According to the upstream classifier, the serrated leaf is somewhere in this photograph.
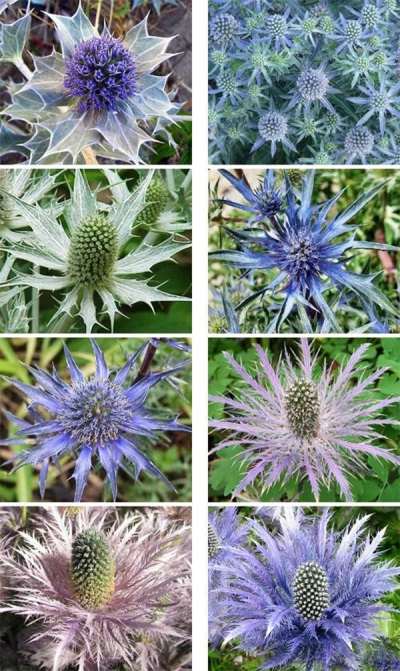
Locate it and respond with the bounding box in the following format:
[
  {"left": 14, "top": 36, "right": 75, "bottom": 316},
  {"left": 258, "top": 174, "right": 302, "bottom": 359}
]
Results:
[
  {"left": 46, "top": 6, "right": 96, "bottom": 59},
  {"left": 0, "top": 121, "right": 29, "bottom": 158},
  {"left": 209, "top": 446, "right": 244, "bottom": 496},
  {"left": 115, "top": 236, "right": 191, "bottom": 275},
  {"left": 0, "top": 13, "right": 31, "bottom": 63}
]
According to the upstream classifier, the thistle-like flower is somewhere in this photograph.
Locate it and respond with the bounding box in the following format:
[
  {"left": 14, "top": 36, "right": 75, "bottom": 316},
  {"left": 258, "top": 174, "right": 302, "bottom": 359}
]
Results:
[
  {"left": 210, "top": 169, "right": 399, "bottom": 332},
  {"left": 0, "top": 7, "right": 184, "bottom": 164},
  {"left": 209, "top": 339, "right": 400, "bottom": 501},
  {"left": 288, "top": 64, "right": 339, "bottom": 116},
  {"left": 348, "top": 78, "right": 400, "bottom": 134},
  {"left": 0, "top": 170, "right": 191, "bottom": 333},
  {"left": 252, "top": 110, "right": 297, "bottom": 157},
  {"left": 214, "top": 508, "right": 400, "bottom": 670},
  {"left": 0, "top": 507, "right": 192, "bottom": 670},
  {"left": 342, "top": 125, "right": 377, "bottom": 164},
  {"left": 215, "top": 169, "right": 285, "bottom": 225},
  {"left": 1, "top": 338, "right": 191, "bottom": 501}
]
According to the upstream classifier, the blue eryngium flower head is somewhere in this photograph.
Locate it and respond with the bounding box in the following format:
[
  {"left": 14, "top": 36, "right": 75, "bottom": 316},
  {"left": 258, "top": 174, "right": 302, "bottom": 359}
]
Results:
[
  {"left": 210, "top": 170, "right": 399, "bottom": 332},
  {"left": 215, "top": 169, "right": 285, "bottom": 225},
  {"left": 216, "top": 508, "right": 400, "bottom": 670},
  {"left": 64, "top": 35, "right": 137, "bottom": 112},
  {"left": 1, "top": 339, "right": 191, "bottom": 501}
]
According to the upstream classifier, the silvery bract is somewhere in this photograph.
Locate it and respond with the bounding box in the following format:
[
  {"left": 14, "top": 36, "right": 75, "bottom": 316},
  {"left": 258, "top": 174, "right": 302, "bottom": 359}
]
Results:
[
  {"left": 0, "top": 170, "right": 191, "bottom": 333},
  {"left": 0, "top": 6, "right": 182, "bottom": 164}
]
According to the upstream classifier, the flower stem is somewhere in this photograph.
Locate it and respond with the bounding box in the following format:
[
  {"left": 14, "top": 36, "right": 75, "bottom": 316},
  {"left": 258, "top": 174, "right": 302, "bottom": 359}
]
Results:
[
  {"left": 14, "top": 58, "right": 33, "bottom": 80},
  {"left": 95, "top": 0, "right": 103, "bottom": 30},
  {"left": 32, "top": 266, "right": 40, "bottom": 333},
  {"left": 82, "top": 147, "right": 99, "bottom": 165},
  {"left": 134, "top": 340, "right": 160, "bottom": 382}
]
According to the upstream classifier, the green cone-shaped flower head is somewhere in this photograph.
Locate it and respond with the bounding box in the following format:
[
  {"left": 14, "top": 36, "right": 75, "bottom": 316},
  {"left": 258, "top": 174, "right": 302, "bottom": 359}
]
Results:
[
  {"left": 136, "top": 177, "right": 169, "bottom": 227},
  {"left": 67, "top": 213, "right": 119, "bottom": 288},
  {"left": 70, "top": 529, "right": 115, "bottom": 609}
]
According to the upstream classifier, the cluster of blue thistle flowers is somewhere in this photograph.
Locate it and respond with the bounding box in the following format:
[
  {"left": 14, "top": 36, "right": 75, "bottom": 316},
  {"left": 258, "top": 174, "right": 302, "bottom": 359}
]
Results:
[
  {"left": 208, "top": 0, "right": 400, "bottom": 164},
  {"left": 209, "top": 507, "right": 400, "bottom": 671},
  {"left": 209, "top": 169, "right": 400, "bottom": 333}
]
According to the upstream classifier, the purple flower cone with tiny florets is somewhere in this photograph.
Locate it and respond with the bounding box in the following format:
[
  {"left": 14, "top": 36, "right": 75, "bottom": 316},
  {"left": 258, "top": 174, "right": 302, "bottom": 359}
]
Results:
[{"left": 209, "top": 340, "right": 400, "bottom": 500}]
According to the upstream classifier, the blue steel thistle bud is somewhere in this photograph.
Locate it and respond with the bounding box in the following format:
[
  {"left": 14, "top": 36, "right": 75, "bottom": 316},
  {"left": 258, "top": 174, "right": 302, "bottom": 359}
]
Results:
[
  {"left": 292, "top": 561, "right": 330, "bottom": 621},
  {"left": 258, "top": 112, "right": 288, "bottom": 141},
  {"left": 345, "top": 126, "right": 374, "bottom": 157},
  {"left": 284, "top": 379, "right": 320, "bottom": 440},
  {"left": 208, "top": 524, "right": 221, "bottom": 559},
  {"left": 210, "top": 14, "right": 239, "bottom": 46},
  {"left": 297, "top": 68, "right": 329, "bottom": 101}
]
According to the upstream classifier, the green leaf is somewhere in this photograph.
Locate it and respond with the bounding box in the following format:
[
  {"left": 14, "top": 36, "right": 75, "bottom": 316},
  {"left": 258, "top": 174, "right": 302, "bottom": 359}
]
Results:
[{"left": 209, "top": 446, "right": 244, "bottom": 496}]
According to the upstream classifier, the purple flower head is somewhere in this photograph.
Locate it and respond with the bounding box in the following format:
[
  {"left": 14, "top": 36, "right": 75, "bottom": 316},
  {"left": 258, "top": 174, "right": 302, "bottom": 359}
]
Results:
[
  {"left": 209, "top": 340, "right": 400, "bottom": 501},
  {"left": 1, "top": 339, "right": 191, "bottom": 501},
  {"left": 215, "top": 169, "right": 285, "bottom": 225},
  {"left": 0, "top": 507, "right": 192, "bottom": 670},
  {"left": 252, "top": 110, "right": 297, "bottom": 157},
  {"left": 64, "top": 34, "right": 137, "bottom": 112},
  {"left": 216, "top": 508, "right": 400, "bottom": 670}
]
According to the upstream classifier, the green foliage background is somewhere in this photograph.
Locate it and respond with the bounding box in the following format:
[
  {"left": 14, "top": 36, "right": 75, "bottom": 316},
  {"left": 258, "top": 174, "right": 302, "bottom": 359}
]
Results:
[
  {"left": 209, "top": 337, "right": 400, "bottom": 503},
  {"left": 0, "top": 337, "right": 192, "bottom": 502}
]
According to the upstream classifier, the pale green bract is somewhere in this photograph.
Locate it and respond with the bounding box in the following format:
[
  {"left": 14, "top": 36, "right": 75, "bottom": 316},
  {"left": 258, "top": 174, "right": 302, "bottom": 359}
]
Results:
[
  {"left": 0, "top": 6, "right": 182, "bottom": 164},
  {"left": 0, "top": 170, "right": 191, "bottom": 332}
]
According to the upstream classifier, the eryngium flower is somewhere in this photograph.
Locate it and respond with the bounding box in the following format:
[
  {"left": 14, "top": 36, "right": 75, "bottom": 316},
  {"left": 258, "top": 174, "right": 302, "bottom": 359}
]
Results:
[
  {"left": 0, "top": 170, "right": 190, "bottom": 332},
  {"left": 209, "top": 339, "right": 400, "bottom": 500},
  {"left": 0, "top": 507, "right": 192, "bottom": 671},
  {"left": 1, "top": 338, "right": 191, "bottom": 501},
  {"left": 1, "top": 7, "right": 181, "bottom": 164},
  {"left": 215, "top": 169, "right": 285, "bottom": 225},
  {"left": 216, "top": 508, "right": 400, "bottom": 670},
  {"left": 210, "top": 170, "right": 399, "bottom": 332}
]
